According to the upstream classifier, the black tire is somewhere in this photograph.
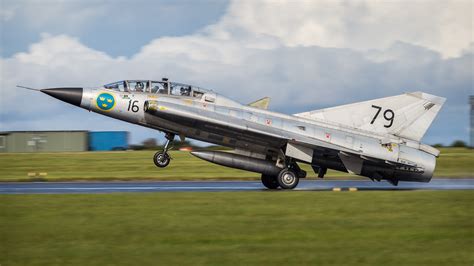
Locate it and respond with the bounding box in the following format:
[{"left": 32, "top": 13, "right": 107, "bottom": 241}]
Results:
[
  {"left": 261, "top": 174, "right": 279, "bottom": 189},
  {"left": 153, "top": 152, "right": 170, "bottom": 168},
  {"left": 277, "top": 169, "right": 299, "bottom": 189}
]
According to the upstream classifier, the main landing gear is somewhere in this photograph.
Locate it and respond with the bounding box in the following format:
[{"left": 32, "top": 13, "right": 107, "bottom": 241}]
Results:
[
  {"left": 261, "top": 174, "right": 280, "bottom": 189},
  {"left": 153, "top": 133, "right": 174, "bottom": 168},
  {"left": 261, "top": 163, "right": 305, "bottom": 190}
]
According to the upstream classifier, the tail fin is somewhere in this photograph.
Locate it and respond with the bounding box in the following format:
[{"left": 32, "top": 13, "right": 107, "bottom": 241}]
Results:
[
  {"left": 294, "top": 92, "right": 446, "bottom": 142},
  {"left": 248, "top": 97, "right": 270, "bottom": 110}
]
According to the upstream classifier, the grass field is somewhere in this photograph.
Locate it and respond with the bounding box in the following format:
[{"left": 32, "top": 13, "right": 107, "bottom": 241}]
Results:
[
  {"left": 0, "top": 190, "right": 472, "bottom": 265},
  {"left": 0, "top": 148, "right": 472, "bottom": 182}
]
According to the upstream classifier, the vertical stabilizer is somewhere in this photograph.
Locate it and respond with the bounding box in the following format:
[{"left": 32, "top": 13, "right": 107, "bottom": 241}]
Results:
[
  {"left": 294, "top": 92, "right": 446, "bottom": 142},
  {"left": 248, "top": 97, "right": 270, "bottom": 110}
]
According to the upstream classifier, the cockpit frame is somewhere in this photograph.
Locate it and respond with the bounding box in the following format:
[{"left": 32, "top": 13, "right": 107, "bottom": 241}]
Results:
[{"left": 103, "top": 79, "right": 210, "bottom": 99}]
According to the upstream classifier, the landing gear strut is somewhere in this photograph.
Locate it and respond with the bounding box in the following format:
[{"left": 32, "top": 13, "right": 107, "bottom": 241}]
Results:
[{"left": 153, "top": 133, "right": 175, "bottom": 168}]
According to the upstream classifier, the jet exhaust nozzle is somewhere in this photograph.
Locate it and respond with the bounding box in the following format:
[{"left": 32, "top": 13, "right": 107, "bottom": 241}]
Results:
[{"left": 191, "top": 151, "right": 282, "bottom": 175}]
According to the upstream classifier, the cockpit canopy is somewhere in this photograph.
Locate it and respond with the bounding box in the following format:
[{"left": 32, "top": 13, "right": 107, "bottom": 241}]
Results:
[{"left": 103, "top": 79, "right": 209, "bottom": 98}]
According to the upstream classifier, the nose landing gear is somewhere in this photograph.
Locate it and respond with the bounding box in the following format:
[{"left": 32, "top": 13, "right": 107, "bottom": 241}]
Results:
[{"left": 153, "top": 133, "right": 175, "bottom": 168}]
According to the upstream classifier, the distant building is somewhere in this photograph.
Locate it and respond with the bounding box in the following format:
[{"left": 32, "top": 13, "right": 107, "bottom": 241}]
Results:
[
  {"left": 89, "top": 131, "right": 129, "bottom": 151},
  {"left": 471, "top": 96, "right": 474, "bottom": 148},
  {"left": 0, "top": 131, "right": 88, "bottom": 153},
  {"left": 0, "top": 131, "right": 129, "bottom": 153}
]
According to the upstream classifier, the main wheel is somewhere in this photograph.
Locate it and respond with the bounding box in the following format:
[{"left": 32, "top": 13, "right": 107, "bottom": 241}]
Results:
[
  {"left": 153, "top": 152, "right": 170, "bottom": 168},
  {"left": 277, "top": 169, "right": 299, "bottom": 189},
  {"left": 261, "top": 174, "right": 279, "bottom": 189}
]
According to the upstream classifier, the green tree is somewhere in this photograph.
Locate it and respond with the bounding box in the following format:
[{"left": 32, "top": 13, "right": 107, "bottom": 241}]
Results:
[
  {"left": 450, "top": 140, "right": 467, "bottom": 147},
  {"left": 142, "top": 138, "right": 158, "bottom": 149}
]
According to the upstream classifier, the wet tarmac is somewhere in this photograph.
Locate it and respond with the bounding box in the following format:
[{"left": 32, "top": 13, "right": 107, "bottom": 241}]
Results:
[{"left": 0, "top": 178, "right": 472, "bottom": 194}]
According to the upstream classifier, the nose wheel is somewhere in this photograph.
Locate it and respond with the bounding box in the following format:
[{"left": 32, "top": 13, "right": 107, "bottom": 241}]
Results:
[
  {"left": 153, "top": 133, "right": 174, "bottom": 168},
  {"left": 153, "top": 152, "right": 170, "bottom": 168}
]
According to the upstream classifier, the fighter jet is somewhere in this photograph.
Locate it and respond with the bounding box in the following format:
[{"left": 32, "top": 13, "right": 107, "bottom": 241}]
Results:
[{"left": 21, "top": 78, "right": 446, "bottom": 189}]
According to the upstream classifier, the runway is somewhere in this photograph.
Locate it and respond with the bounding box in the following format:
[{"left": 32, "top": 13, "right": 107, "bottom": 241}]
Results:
[{"left": 0, "top": 178, "right": 472, "bottom": 194}]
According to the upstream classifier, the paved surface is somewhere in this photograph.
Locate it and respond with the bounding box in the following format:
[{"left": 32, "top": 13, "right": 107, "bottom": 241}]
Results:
[{"left": 0, "top": 179, "right": 472, "bottom": 194}]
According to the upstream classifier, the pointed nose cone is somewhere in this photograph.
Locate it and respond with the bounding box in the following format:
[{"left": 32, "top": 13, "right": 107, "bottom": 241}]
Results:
[{"left": 41, "top": 87, "right": 83, "bottom": 106}]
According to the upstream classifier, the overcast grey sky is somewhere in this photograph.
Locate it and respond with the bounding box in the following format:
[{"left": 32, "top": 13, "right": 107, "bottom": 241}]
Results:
[{"left": 0, "top": 0, "right": 472, "bottom": 145}]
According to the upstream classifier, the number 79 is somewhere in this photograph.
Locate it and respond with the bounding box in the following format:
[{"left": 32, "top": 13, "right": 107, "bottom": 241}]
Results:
[{"left": 370, "top": 105, "right": 394, "bottom": 128}]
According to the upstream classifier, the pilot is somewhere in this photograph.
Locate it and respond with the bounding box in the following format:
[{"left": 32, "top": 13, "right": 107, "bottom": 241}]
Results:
[
  {"left": 185, "top": 86, "right": 192, "bottom": 96},
  {"left": 180, "top": 87, "right": 190, "bottom": 96},
  {"left": 135, "top": 82, "right": 144, "bottom": 92},
  {"left": 162, "top": 82, "right": 169, "bottom": 94}
]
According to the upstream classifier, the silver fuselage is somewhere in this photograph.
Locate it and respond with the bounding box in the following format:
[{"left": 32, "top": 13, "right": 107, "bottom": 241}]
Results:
[{"left": 80, "top": 87, "right": 437, "bottom": 183}]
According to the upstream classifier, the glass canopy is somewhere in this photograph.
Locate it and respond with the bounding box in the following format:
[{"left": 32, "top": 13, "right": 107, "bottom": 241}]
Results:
[{"left": 103, "top": 80, "right": 209, "bottom": 98}]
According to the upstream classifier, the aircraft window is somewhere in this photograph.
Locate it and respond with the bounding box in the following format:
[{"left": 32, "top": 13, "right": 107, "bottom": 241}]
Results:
[
  {"left": 127, "top": 81, "right": 148, "bottom": 93},
  {"left": 170, "top": 86, "right": 179, "bottom": 96},
  {"left": 104, "top": 81, "right": 127, "bottom": 92},
  {"left": 181, "top": 86, "right": 192, "bottom": 96},
  {"left": 192, "top": 90, "right": 204, "bottom": 99},
  {"left": 151, "top": 81, "right": 167, "bottom": 94},
  {"left": 170, "top": 84, "right": 192, "bottom": 97}
]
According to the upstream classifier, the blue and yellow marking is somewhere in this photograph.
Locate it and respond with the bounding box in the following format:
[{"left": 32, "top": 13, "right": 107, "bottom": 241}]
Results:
[{"left": 96, "top": 92, "right": 116, "bottom": 111}]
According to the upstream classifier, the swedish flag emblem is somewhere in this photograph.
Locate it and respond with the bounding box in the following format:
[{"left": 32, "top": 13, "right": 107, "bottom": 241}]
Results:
[{"left": 96, "top": 93, "right": 115, "bottom": 111}]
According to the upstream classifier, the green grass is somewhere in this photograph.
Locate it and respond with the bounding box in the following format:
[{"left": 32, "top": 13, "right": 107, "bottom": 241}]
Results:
[
  {"left": 0, "top": 191, "right": 472, "bottom": 265},
  {"left": 0, "top": 148, "right": 472, "bottom": 182},
  {"left": 433, "top": 148, "right": 474, "bottom": 177}
]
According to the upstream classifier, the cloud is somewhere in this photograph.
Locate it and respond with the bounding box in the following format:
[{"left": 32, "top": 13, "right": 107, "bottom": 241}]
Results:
[
  {"left": 209, "top": 0, "right": 473, "bottom": 58},
  {"left": 0, "top": 4, "right": 17, "bottom": 21},
  {"left": 7, "top": 0, "right": 106, "bottom": 31},
  {"left": 1, "top": 0, "right": 472, "bottom": 145},
  {"left": 0, "top": 0, "right": 229, "bottom": 57},
  {"left": 15, "top": 34, "right": 112, "bottom": 66}
]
